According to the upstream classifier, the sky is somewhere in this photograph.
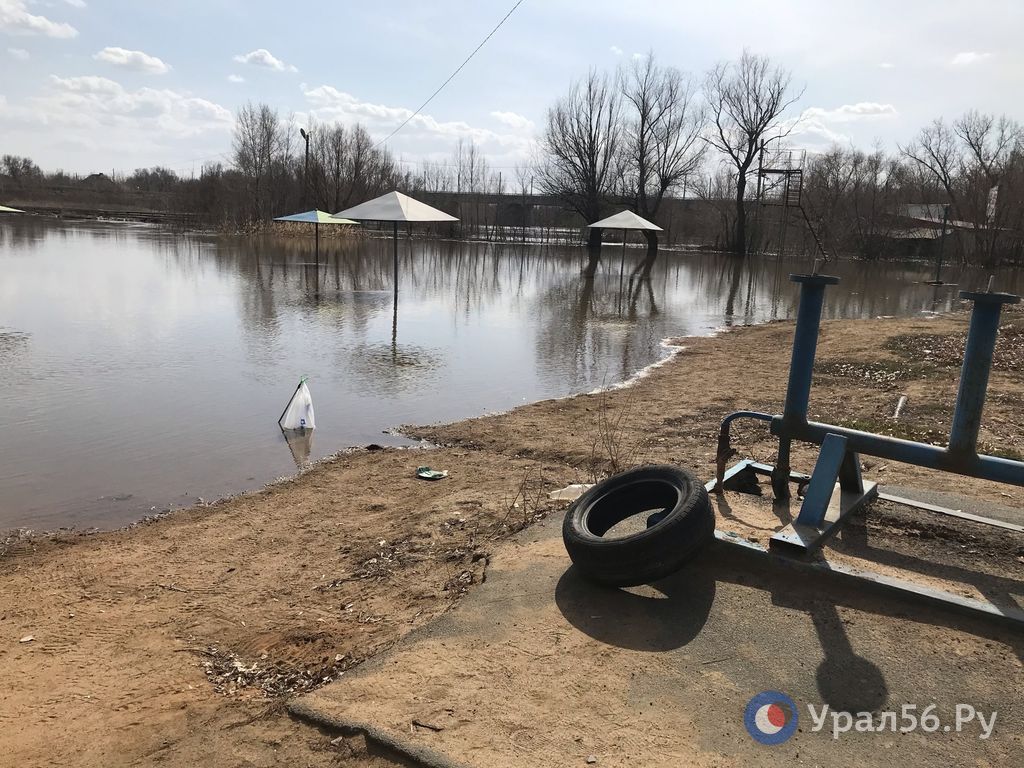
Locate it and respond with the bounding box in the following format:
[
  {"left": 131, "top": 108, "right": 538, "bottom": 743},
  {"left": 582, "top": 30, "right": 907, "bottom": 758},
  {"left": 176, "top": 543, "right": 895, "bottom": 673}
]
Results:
[{"left": 1, "top": 0, "right": 1022, "bottom": 176}]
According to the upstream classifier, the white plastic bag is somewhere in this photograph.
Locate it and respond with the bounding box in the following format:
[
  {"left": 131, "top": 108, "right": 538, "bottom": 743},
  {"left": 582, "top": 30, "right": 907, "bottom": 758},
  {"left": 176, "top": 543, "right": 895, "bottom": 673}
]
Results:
[{"left": 279, "top": 379, "right": 316, "bottom": 430}]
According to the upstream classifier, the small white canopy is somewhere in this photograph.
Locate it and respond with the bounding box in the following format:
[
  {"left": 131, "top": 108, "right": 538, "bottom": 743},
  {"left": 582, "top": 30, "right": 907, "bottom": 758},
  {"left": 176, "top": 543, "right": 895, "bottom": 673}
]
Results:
[
  {"left": 0, "top": 205, "right": 25, "bottom": 214},
  {"left": 332, "top": 191, "right": 458, "bottom": 223},
  {"left": 274, "top": 209, "right": 357, "bottom": 225},
  {"left": 588, "top": 210, "right": 662, "bottom": 231}
]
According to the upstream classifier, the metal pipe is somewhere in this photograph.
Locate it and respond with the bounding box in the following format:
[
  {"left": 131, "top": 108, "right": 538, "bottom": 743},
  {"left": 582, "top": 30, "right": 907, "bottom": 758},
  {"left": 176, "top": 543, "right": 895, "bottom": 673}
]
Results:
[
  {"left": 781, "top": 274, "right": 840, "bottom": 430},
  {"left": 393, "top": 221, "right": 399, "bottom": 303},
  {"left": 715, "top": 411, "right": 774, "bottom": 491},
  {"left": 948, "top": 289, "right": 1021, "bottom": 455},
  {"left": 775, "top": 418, "right": 1024, "bottom": 487}
]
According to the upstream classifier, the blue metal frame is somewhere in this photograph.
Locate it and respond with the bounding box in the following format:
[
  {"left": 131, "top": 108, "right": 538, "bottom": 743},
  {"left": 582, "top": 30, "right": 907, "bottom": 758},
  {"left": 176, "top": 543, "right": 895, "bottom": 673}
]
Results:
[{"left": 714, "top": 273, "right": 1023, "bottom": 555}]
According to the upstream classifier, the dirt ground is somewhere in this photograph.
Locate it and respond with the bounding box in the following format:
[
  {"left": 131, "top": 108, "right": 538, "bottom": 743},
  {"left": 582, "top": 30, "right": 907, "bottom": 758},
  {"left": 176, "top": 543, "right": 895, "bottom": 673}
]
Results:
[
  {"left": 294, "top": 514, "right": 1023, "bottom": 768},
  {"left": 1, "top": 303, "right": 1021, "bottom": 766}
]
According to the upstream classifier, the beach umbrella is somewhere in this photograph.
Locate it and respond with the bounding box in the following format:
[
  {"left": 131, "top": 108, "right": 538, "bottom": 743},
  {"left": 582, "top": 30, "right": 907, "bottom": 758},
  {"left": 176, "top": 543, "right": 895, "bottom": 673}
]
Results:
[
  {"left": 0, "top": 205, "right": 25, "bottom": 214},
  {"left": 588, "top": 210, "right": 663, "bottom": 278},
  {"left": 273, "top": 209, "right": 357, "bottom": 269},
  {"left": 332, "top": 191, "right": 458, "bottom": 301}
]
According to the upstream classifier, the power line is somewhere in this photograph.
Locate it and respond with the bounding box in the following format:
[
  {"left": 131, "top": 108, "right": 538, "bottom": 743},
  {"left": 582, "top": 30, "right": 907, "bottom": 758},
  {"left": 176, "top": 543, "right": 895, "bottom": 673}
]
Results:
[{"left": 374, "top": 0, "right": 526, "bottom": 149}]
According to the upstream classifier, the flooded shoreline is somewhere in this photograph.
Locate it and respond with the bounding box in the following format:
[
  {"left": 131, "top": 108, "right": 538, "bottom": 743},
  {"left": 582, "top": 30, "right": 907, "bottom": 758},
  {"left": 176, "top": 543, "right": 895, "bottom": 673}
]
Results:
[{"left": 1, "top": 218, "right": 1020, "bottom": 532}]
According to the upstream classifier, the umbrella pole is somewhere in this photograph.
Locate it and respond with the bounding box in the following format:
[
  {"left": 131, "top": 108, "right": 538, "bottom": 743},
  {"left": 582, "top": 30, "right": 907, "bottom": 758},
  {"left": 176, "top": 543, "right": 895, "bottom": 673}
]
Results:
[
  {"left": 620, "top": 230, "right": 627, "bottom": 280},
  {"left": 315, "top": 222, "right": 320, "bottom": 270},
  {"left": 392, "top": 221, "right": 399, "bottom": 302}
]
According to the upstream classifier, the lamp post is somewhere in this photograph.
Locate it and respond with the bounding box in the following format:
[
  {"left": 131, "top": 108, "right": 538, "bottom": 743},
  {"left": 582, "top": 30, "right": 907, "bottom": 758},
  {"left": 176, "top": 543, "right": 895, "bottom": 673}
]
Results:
[{"left": 299, "top": 127, "right": 310, "bottom": 208}]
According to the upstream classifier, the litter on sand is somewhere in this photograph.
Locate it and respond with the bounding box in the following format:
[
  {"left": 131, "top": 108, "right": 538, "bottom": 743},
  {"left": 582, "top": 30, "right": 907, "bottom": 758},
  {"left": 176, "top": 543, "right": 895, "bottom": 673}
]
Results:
[
  {"left": 416, "top": 467, "right": 449, "bottom": 481},
  {"left": 548, "top": 483, "right": 593, "bottom": 501}
]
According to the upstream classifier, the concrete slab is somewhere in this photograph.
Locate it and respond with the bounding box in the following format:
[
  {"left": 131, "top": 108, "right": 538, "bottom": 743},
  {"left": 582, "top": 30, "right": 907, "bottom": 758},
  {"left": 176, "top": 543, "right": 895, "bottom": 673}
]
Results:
[{"left": 290, "top": 513, "right": 1023, "bottom": 767}]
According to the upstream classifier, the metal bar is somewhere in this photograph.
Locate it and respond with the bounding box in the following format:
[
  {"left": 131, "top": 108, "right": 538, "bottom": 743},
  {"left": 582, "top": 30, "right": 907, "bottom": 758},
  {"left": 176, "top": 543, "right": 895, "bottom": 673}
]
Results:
[
  {"left": 392, "top": 221, "right": 399, "bottom": 303},
  {"left": 773, "top": 273, "right": 839, "bottom": 498},
  {"left": 713, "top": 530, "right": 1024, "bottom": 631},
  {"left": 838, "top": 450, "right": 864, "bottom": 493},
  {"left": 775, "top": 417, "right": 1024, "bottom": 487},
  {"left": 771, "top": 480, "right": 878, "bottom": 555},
  {"left": 948, "top": 290, "right": 1020, "bottom": 455},
  {"left": 877, "top": 491, "right": 1024, "bottom": 533},
  {"left": 780, "top": 274, "right": 840, "bottom": 430},
  {"left": 797, "top": 433, "right": 849, "bottom": 527}
]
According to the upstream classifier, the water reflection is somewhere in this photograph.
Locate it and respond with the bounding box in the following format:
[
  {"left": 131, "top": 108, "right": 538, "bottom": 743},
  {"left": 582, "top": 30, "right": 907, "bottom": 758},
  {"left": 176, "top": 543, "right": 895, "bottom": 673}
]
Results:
[
  {"left": 280, "top": 427, "right": 313, "bottom": 470},
  {"left": 0, "top": 218, "right": 1020, "bottom": 532}
]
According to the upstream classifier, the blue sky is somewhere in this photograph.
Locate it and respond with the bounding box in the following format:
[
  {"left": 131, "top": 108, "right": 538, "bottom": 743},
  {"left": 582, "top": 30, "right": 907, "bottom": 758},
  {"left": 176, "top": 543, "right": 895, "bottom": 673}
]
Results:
[{"left": 2, "top": 0, "right": 1022, "bottom": 174}]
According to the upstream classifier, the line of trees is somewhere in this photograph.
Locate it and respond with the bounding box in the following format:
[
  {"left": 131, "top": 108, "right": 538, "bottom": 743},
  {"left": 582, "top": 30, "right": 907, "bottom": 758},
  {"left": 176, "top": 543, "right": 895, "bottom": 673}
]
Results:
[
  {"left": 3, "top": 51, "right": 1024, "bottom": 265},
  {"left": 537, "top": 50, "right": 1024, "bottom": 265}
]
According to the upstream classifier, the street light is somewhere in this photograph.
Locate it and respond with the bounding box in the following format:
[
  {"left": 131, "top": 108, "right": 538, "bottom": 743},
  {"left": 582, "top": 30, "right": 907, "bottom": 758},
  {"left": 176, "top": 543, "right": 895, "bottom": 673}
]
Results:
[{"left": 299, "top": 127, "right": 310, "bottom": 207}]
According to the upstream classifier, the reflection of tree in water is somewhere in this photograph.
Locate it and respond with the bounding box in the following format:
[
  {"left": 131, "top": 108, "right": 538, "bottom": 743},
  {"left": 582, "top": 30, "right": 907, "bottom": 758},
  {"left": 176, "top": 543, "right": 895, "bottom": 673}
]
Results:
[
  {"left": 0, "top": 217, "right": 50, "bottom": 251},
  {"left": 343, "top": 341, "right": 446, "bottom": 396},
  {"left": 534, "top": 251, "right": 668, "bottom": 391}
]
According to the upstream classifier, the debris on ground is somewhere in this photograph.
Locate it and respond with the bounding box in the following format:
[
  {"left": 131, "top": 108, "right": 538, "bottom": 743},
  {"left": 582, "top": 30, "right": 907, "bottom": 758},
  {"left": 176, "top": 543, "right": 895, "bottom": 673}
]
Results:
[
  {"left": 416, "top": 466, "right": 449, "bottom": 480},
  {"left": 199, "top": 646, "right": 353, "bottom": 698}
]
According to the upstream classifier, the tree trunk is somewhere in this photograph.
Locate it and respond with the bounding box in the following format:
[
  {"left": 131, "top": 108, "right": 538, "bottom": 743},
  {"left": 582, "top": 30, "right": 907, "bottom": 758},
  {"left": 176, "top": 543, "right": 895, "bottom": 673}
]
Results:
[
  {"left": 643, "top": 228, "right": 658, "bottom": 259},
  {"left": 734, "top": 174, "right": 747, "bottom": 257},
  {"left": 587, "top": 226, "right": 603, "bottom": 249}
]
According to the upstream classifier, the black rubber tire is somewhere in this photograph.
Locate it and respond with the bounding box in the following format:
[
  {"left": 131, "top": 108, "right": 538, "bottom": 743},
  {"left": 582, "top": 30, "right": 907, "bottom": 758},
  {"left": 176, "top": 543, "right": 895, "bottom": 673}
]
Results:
[{"left": 562, "top": 465, "right": 714, "bottom": 587}]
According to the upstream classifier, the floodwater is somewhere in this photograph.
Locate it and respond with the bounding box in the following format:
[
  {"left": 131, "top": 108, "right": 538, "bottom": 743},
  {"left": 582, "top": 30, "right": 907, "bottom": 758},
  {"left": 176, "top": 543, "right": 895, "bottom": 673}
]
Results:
[{"left": 0, "top": 218, "right": 1019, "bottom": 531}]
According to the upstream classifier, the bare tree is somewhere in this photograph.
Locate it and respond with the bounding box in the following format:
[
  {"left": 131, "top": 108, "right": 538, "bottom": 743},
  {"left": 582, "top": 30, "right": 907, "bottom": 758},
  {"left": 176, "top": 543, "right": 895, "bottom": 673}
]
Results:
[
  {"left": 538, "top": 69, "right": 622, "bottom": 249},
  {"left": 954, "top": 111, "right": 1023, "bottom": 185},
  {"left": 903, "top": 113, "right": 1024, "bottom": 264},
  {"left": 704, "top": 50, "right": 802, "bottom": 256},
  {"left": 900, "top": 118, "right": 963, "bottom": 210},
  {"left": 232, "top": 102, "right": 285, "bottom": 222},
  {"left": 619, "top": 53, "right": 706, "bottom": 255}
]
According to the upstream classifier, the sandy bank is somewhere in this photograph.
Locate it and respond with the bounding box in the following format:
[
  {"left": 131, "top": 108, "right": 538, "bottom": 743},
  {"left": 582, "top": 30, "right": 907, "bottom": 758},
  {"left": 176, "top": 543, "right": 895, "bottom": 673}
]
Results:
[{"left": 0, "top": 307, "right": 1021, "bottom": 766}]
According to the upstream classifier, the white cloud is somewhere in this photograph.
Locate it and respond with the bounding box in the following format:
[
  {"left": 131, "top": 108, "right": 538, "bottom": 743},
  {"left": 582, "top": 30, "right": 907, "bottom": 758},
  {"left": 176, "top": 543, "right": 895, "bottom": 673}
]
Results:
[
  {"left": 802, "top": 102, "right": 898, "bottom": 123},
  {"left": 490, "top": 110, "right": 534, "bottom": 132},
  {"left": 7, "top": 45, "right": 28, "bottom": 59},
  {"left": 950, "top": 51, "right": 993, "bottom": 67},
  {"left": 0, "top": 75, "right": 232, "bottom": 140},
  {"left": 227, "top": 74, "right": 245, "bottom": 83},
  {"left": 879, "top": 62, "right": 894, "bottom": 69},
  {"left": 233, "top": 48, "right": 297, "bottom": 73},
  {"left": 300, "top": 85, "right": 534, "bottom": 163},
  {"left": 93, "top": 47, "right": 170, "bottom": 75},
  {"left": 63, "top": 0, "right": 86, "bottom": 7},
  {"left": 0, "top": 0, "right": 77, "bottom": 37},
  {"left": 783, "top": 103, "right": 898, "bottom": 152},
  {"left": 610, "top": 45, "right": 623, "bottom": 56}
]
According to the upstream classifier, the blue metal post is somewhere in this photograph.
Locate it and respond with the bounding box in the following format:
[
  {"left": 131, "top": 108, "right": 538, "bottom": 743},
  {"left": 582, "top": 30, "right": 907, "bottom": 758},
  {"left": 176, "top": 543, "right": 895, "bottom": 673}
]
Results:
[
  {"left": 948, "top": 290, "right": 1021, "bottom": 455},
  {"left": 796, "top": 433, "right": 849, "bottom": 527},
  {"left": 781, "top": 274, "right": 841, "bottom": 429},
  {"left": 772, "top": 274, "right": 840, "bottom": 498}
]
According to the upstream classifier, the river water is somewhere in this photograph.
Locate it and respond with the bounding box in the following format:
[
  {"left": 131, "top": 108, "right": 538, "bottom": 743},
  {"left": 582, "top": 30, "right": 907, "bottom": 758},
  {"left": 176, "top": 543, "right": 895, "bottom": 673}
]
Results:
[{"left": 0, "top": 218, "right": 1019, "bottom": 531}]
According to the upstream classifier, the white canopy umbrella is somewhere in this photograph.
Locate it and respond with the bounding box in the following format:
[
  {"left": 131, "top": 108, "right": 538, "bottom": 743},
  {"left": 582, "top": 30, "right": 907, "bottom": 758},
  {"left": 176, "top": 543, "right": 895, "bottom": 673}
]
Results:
[
  {"left": 333, "top": 191, "right": 458, "bottom": 300},
  {"left": 0, "top": 205, "right": 25, "bottom": 214},
  {"left": 588, "top": 210, "right": 663, "bottom": 283},
  {"left": 273, "top": 209, "right": 357, "bottom": 269}
]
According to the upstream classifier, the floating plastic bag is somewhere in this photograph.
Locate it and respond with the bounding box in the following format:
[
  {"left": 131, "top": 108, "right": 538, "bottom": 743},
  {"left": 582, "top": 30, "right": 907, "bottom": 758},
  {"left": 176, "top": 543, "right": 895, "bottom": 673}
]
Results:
[{"left": 279, "top": 378, "right": 316, "bottom": 431}]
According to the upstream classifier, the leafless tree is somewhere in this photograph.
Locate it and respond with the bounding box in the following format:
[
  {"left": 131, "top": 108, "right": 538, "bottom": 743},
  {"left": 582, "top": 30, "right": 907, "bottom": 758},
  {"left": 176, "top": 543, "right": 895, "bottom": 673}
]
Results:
[
  {"left": 232, "top": 102, "right": 286, "bottom": 222},
  {"left": 902, "top": 112, "right": 1024, "bottom": 263},
  {"left": 537, "top": 69, "right": 622, "bottom": 249},
  {"left": 618, "top": 53, "right": 706, "bottom": 255},
  {"left": 704, "top": 50, "right": 802, "bottom": 256},
  {"left": 954, "top": 111, "right": 1023, "bottom": 185}
]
